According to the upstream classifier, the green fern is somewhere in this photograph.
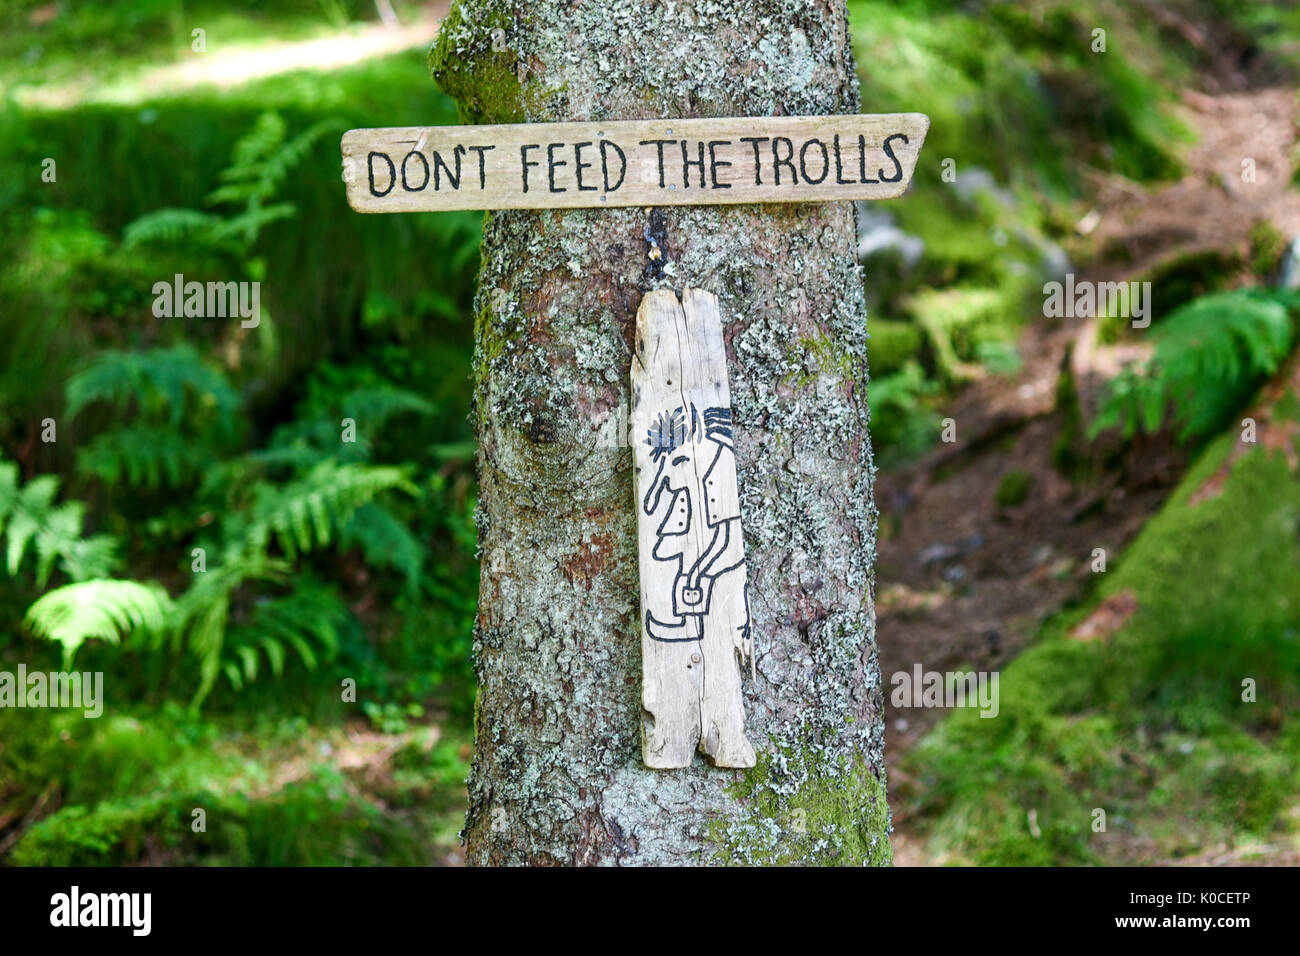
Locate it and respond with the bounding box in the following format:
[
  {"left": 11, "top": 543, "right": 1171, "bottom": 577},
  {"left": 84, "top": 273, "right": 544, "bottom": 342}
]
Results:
[
  {"left": 66, "top": 344, "right": 240, "bottom": 427},
  {"left": 0, "top": 461, "right": 118, "bottom": 586},
  {"left": 66, "top": 346, "right": 239, "bottom": 494},
  {"left": 1092, "top": 289, "right": 1297, "bottom": 442},
  {"left": 254, "top": 385, "right": 435, "bottom": 466},
  {"left": 221, "top": 576, "right": 347, "bottom": 691},
  {"left": 76, "top": 425, "right": 212, "bottom": 488},
  {"left": 122, "top": 208, "right": 224, "bottom": 251},
  {"left": 205, "top": 113, "right": 342, "bottom": 210},
  {"left": 24, "top": 345, "right": 424, "bottom": 708},
  {"left": 14, "top": 459, "right": 415, "bottom": 704},
  {"left": 173, "top": 462, "right": 415, "bottom": 705},
  {"left": 869, "top": 360, "right": 941, "bottom": 461},
  {"left": 122, "top": 112, "right": 345, "bottom": 255},
  {"left": 341, "top": 386, "right": 436, "bottom": 428},
  {"left": 243, "top": 461, "right": 419, "bottom": 560},
  {"left": 341, "top": 501, "right": 424, "bottom": 592},
  {"left": 168, "top": 552, "right": 286, "bottom": 706},
  {"left": 207, "top": 203, "right": 298, "bottom": 250},
  {"left": 24, "top": 580, "right": 172, "bottom": 667}
]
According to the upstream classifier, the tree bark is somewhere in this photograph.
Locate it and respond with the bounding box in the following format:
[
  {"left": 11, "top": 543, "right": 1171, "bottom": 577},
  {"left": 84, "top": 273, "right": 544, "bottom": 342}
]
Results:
[{"left": 431, "top": 0, "right": 889, "bottom": 865}]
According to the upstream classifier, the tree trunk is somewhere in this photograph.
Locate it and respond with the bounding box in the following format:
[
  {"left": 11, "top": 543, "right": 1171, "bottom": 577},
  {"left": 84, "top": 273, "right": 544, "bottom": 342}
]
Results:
[{"left": 431, "top": 0, "right": 889, "bottom": 866}]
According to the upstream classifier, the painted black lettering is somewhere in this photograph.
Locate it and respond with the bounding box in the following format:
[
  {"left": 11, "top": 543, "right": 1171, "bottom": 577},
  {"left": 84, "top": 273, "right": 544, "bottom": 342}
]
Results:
[
  {"left": 367, "top": 151, "right": 395, "bottom": 197},
  {"left": 401, "top": 151, "right": 430, "bottom": 191},
  {"left": 879, "top": 133, "right": 908, "bottom": 183},
  {"left": 739, "top": 136, "right": 769, "bottom": 185},
  {"left": 432, "top": 145, "right": 465, "bottom": 190},
  {"left": 520, "top": 144, "right": 541, "bottom": 193},
  {"left": 547, "top": 142, "right": 568, "bottom": 193},
  {"left": 707, "top": 140, "right": 732, "bottom": 189},
  {"left": 466, "top": 145, "right": 495, "bottom": 189},
  {"left": 832, "top": 135, "right": 854, "bottom": 185},
  {"left": 639, "top": 139, "right": 674, "bottom": 188},
  {"left": 799, "top": 138, "right": 829, "bottom": 185},
  {"left": 574, "top": 141, "right": 597, "bottom": 191},
  {"left": 771, "top": 137, "right": 797, "bottom": 185},
  {"left": 601, "top": 140, "right": 627, "bottom": 192},
  {"left": 681, "top": 140, "right": 706, "bottom": 188},
  {"left": 858, "top": 135, "right": 877, "bottom": 184}
]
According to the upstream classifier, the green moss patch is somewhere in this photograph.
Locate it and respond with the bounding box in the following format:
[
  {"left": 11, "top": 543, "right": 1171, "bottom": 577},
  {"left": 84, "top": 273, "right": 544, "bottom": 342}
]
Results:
[
  {"left": 713, "top": 745, "right": 892, "bottom": 866},
  {"left": 900, "top": 417, "right": 1300, "bottom": 864}
]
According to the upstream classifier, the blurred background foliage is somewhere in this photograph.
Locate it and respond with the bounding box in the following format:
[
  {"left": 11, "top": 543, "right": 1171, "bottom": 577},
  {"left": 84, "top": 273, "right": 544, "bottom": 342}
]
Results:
[{"left": 0, "top": 0, "right": 1298, "bottom": 865}]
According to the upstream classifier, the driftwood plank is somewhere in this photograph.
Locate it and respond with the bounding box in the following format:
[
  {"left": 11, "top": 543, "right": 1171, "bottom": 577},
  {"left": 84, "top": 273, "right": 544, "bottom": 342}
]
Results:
[
  {"left": 342, "top": 113, "right": 929, "bottom": 212},
  {"left": 632, "top": 289, "right": 756, "bottom": 769}
]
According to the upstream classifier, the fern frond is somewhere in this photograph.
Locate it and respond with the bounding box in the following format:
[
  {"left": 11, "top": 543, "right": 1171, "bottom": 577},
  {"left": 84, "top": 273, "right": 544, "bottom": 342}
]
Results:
[
  {"left": 246, "top": 441, "right": 331, "bottom": 471},
  {"left": 171, "top": 551, "right": 287, "bottom": 707},
  {"left": 0, "top": 460, "right": 20, "bottom": 532},
  {"left": 245, "top": 461, "right": 418, "bottom": 560},
  {"left": 259, "top": 417, "right": 369, "bottom": 465},
  {"left": 341, "top": 501, "right": 424, "bottom": 592},
  {"left": 207, "top": 114, "right": 343, "bottom": 208},
  {"left": 4, "top": 473, "right": 58, "bottom": 576},
  {"left": 209, "top": 112, "right": 288, "bottom": 205},
  {"left": 122, "top": 208, "right": 224, "bottom": 250},
  {"left": 57, "top": 535, "right": 119, "bottom": 584},
  {"left": 209, "top": 202, "right": 298, "bottom": 248},
  {"left": 120, "top": 114, "right": 341, "bottom": 264},
  {"left": 254, "top": 385, "right": 435, "bottom": 468},
  {"left": 259, "top": 118, "right": 347, "bottom": 190},
  {"left": 76, "top": 425, "right": 215, "bottom": 488},
  {"left": 66, "top": 344, "right": 241, "bottom": 427},
  {"left": 341, "top": 386, "right": 436, "bottom": 430},
  {"left": 223, "top": 576, "right": 347, "bottom": 691},
  {"left": 33, "top": 500, "right": 92, "bottom": 586},
  {"left": 1093, "top": 289, "right": 1296, "bottom": 442},
  {"left": 25, "top": 580, "right": 173, "bottom": 667},
  {"left": 0, "top": 464, "right": 116, "bottom": 586}
]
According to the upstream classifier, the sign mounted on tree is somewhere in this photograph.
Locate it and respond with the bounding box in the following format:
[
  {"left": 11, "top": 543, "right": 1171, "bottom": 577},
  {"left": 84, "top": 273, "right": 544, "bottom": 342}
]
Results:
[
  {"left": 633, "top": 289, "right": 755, "bottom": 769},
  {"left": 341, "top": 113, "right": 929, "bottom": 212},
  {"left": 342, "top": 107, "right": 930, "bottom": 772}
]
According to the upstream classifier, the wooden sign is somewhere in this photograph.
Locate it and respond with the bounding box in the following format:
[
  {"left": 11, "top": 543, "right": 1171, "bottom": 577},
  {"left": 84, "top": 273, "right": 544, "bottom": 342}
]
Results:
[
  {"left": 342, "top": 113, "right": 929, "bottom": 212},
  {"left": 341, "top": 107, "right": 932, "bottom": 771},
  {"left": 632, "top": 289, "right": 756, "bottom": 769}
]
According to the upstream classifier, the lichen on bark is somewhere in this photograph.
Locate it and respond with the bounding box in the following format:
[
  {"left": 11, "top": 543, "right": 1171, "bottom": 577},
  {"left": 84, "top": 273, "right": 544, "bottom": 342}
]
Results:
[{"left": 433, "top": 0, "right": 890, "bottom": 866}]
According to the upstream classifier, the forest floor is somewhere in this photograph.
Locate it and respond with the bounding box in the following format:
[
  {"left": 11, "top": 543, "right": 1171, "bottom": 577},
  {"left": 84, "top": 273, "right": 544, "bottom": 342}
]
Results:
[
  {"left": 883, "top": 69, "right": 1300, "bottom": 865},
  {"left": 10, "top": 4, "right": 445, "bottom": 109},
  {"left": 5, "top": 0, "right": 1296, "bottom": 868}
]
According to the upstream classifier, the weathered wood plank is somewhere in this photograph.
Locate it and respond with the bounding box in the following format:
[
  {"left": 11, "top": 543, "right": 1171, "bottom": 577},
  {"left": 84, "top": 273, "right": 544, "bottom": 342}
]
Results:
[
  {"left": 632, "top": 288, "right": 756, "bottom": 769},
  {"left": 342, "top": 113, "right": 929, "bottom": 212}
]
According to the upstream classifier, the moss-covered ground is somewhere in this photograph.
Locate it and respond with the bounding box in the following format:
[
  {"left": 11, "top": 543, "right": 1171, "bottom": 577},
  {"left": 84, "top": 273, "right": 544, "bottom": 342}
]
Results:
[{"left": 898, "top": 401, "right": 1300, "bottom": 864}]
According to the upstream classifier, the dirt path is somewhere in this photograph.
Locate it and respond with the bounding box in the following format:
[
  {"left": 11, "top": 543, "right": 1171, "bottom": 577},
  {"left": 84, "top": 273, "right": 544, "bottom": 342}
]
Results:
[
  {"left": 882, "top": 80, "right": 1300, "bottom": 865},
  {"left": 15, "top": 6, "right": 447, "bottom": 109}
]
